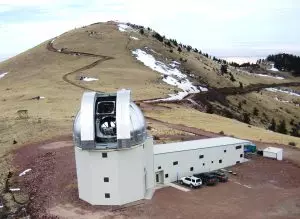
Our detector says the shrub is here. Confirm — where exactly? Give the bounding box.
[187,45,192,52]
[220,64,228,74]
[153,135,160,140]
[277,120,287,134]
[239,81,243,88]
[269,118,276,131]
[289,142,296,146]
[139,28,144,35]
[243,113,251,124]
[253,107,259,116]
[165,41,172,47]
[238,102,242,109]
[169,49,173,53]
[177,47,182,52]
[206,105,214,114]
[219,131,225,135]
[152,32,164,42]
[230,73,236,82]
[290,127,300,137]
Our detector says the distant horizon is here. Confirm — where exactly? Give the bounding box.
[1,0,300,63]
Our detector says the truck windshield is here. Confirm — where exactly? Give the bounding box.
[196,179,200,182]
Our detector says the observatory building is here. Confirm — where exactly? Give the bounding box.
[73,90,154,205]
[74,89,253,206]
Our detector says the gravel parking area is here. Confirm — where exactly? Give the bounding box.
[12,139,300,218]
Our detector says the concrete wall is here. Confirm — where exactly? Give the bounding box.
[75,138,154,205]
[143,137,155,190]
[117,145,144,205]
[154,144,245,183]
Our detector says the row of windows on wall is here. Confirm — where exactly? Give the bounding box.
[158,153,243,170]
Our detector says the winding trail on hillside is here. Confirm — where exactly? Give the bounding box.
[47,39,114,92]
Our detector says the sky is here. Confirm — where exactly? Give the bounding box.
[0,0,300,61]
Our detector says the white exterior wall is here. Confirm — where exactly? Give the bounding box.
[143,137,155,190]
[75,139,154,205]
[263,151,277,160]
[277,150,283,160]
[154,144,245,183]
[263,147,283,161]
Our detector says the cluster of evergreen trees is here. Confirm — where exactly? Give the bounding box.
[266,53,300,76]
[269,118,300,137]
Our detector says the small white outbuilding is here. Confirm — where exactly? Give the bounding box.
[263,147,283,160]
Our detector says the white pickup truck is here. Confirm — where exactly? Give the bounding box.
[179,176,202,188]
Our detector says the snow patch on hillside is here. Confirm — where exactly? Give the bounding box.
[237,69,284,80]
[118,23,136,32]
[266,88,300,97]
[0,72,8,79]
[269,63,279,72]
[19,169,32,176]
[256,74,284,80]
[80,76,98,82]
[130,36,139,40]
[132,49,207,100]
[274,97,289,103]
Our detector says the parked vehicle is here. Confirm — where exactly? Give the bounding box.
[179,176,202,188]
[193,173,218,186]
[211,170,228,182]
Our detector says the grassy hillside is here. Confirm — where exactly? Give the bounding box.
[144,104,300,146]
[0,21,299,156]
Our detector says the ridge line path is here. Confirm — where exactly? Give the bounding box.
[137,81,300,104]
[46,39,114,92]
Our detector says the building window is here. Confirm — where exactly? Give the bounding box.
[105,193,110,198]
[190,167,194,171]
[102,153,107,158]
[236,145,242,150]
[199,155,204,159]
[211,161,214,164]
[158,166,161,170]
[104,177,109,182]
[203,163,205,166]
[240,154,243,158]
[219,159,222,163]
[165,174,169,178]
[173,161,178,166]
[236,161,240,164]
[224,150,227,153]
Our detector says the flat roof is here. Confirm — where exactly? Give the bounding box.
[263,147,283,153]
[154,137,252,155]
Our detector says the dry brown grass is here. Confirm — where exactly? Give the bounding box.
[0,21,299,156]
[144,104,300,147]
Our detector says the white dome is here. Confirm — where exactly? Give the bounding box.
[73,91,147,149]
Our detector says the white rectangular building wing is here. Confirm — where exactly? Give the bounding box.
[263,147,283,160]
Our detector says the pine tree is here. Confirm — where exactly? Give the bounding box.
[243,113,250,124]
[269,118,276,131]
[238,102,242,109]
[253,107,259,116]
[221,65,227,74]
[277,120,287,134]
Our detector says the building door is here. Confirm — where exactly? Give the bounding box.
[155,171,163,184]
[156,173,159,183]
